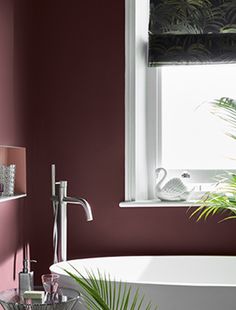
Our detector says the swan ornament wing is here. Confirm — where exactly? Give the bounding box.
[162,178,187,195]
[156,178,189,201]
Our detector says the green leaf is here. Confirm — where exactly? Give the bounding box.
[190,172,236,222]
[63,266,158,310]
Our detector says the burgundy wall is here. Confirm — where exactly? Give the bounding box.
[0,0,26,290]
[20,0,236,283]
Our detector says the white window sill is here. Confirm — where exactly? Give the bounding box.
[119,199,201,208]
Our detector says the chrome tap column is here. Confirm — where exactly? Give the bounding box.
[51,164,93,263]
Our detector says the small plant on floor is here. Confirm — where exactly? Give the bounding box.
[190,97,236,222]
[65,266,158,310]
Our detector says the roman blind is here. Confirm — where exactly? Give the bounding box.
[148,0,236,66]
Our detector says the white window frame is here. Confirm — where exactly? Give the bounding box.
[123,0,157,205]
[121,0,236,207]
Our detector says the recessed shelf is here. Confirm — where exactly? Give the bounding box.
[119,200,200,208]
[0,145,26,201]
[0,194,27,203]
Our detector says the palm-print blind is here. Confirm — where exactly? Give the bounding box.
[149,0,236,65]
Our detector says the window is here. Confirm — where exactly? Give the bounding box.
[121,0,236,207]
[160,64,236,176]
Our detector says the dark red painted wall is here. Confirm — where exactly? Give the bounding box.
[0,0,26,290]
[21,0,236,283]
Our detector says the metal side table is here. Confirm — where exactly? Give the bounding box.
[0,287,81,310]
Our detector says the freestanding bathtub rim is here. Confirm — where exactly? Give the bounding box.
[50,255,236,288]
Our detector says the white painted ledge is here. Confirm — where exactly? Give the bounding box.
[0,194,27,203]
[119,199,200,208]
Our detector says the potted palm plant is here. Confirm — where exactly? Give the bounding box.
[191,97,236,221]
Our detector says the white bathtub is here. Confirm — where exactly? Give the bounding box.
[50,256,236,310]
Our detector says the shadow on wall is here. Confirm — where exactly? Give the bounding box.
[0,198,26,290]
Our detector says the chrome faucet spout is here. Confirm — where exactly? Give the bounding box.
[63,196,93,221]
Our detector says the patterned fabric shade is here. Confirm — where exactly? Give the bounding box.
[148,0,236,66]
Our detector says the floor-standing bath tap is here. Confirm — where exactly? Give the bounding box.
[51,164,93,263]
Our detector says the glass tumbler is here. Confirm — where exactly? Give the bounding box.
[0,165,16,196]
[41,274,59,303]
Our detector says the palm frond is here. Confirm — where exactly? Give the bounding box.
[190,172,236,222]
[211,97,236,140]
[220,25,236,33]
[188,96,236,222]
[64,266,158,310]
[211,98,234,120]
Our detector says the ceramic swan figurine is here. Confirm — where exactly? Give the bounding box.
[155,168,190,201]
